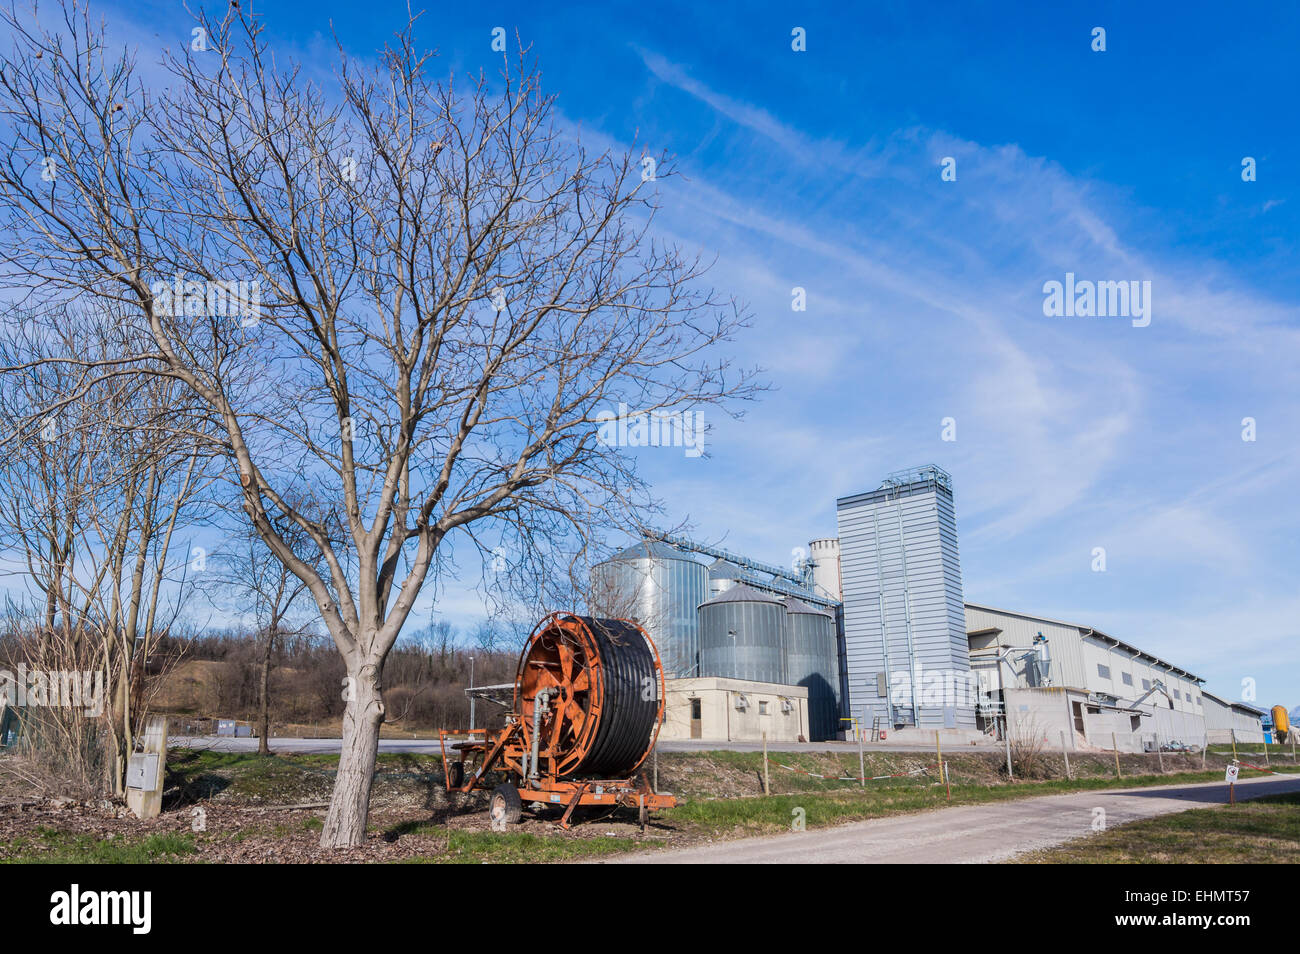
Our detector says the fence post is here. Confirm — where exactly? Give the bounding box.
[1004,718,1014,780]
[1112,732,1121,778]
[1060,730,1071,780]
[1156,735,1164,774]
[762,732,770,795]
[1201,733,1208,770]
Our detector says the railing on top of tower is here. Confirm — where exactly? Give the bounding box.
[879,464,953,495]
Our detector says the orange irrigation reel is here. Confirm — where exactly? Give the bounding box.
[440,613,675,829]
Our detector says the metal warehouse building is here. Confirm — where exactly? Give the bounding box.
[1201,691,1266,744]
[966,604,1209,752]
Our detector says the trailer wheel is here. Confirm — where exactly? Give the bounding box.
[447,761,464,789]
[489,784,522,829]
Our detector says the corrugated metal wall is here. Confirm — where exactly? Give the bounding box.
[837,474,975,729]
[698,590,786,685]
[590,548,707,678]
[966,604,1209,736]
[784,601,840,740]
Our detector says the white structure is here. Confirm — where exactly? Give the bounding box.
[1201,691,1265,744]
[661,677,809,742]
[966,604,1208,752]
[807,537,842,602]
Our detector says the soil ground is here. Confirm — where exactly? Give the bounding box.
[1,747,1294,863]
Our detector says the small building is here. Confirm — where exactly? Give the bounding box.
[1201,691,1265,744]
[661,677,809,743]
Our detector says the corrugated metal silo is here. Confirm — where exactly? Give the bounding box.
[707,558,743,599]
[784,597,840,741]
[698,584,786,685]
[589,540,707,678]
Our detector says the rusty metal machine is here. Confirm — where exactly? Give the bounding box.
[440,612,675,829]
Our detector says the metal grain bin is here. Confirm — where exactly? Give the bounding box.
[784,597,841,741]
[698,584,786,685]
[589,540,707,678]
[707,559,743,599]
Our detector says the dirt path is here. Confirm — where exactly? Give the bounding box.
[609,774,1300,864]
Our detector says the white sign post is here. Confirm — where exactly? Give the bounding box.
[1225,762,1239,804]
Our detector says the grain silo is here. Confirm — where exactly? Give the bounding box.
[698,584,786,685]
[807,538,842,601]
[836,464,974,731]
[588,540,707,678]
[707,559,743,598]
[783,597,840,741]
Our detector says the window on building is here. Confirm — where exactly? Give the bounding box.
[690,699,701,720]
[759,701,768,715]
[1097,664,1111,680]
[1121,672,1133,686]
[1142,679,1151,690]
[1173,690,1181,700]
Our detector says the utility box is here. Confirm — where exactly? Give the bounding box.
[125,716,167,821]
[126,753,159,791]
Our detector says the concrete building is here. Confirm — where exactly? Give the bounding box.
[966,604,1208,752]
[1201,691,1266,744]
[660,677,810,742]
[837,465,975,732]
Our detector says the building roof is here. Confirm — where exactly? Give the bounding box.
[700,583,783,606]
[964,602,1204,683]
[611,539,700,563]
[782,596,833,617]
[708,558,744,580]
[1199,690,1266,717]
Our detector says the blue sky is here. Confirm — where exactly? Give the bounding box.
[70,1,1300,707]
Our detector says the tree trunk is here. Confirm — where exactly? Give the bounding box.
[257,632,273,756]
[320,659,384,848]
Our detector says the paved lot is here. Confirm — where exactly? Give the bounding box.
[611,774,1300,864]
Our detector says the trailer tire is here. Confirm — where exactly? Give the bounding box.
[447,762,464,789]
[489,784,522,829]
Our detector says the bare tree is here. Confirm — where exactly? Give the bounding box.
[0,4,757,846]
[210,519,317,755]
[0,304,212,793]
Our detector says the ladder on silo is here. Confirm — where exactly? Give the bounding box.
[870,715,883,742]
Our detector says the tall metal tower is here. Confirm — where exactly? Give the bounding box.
[836,465,974,731]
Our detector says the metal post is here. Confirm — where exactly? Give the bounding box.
[762,732,770,795]
[1156,736,1164,774]
[653,742,659,793]
[1264,736,1270,765]
[1201,733,1208,770]
[935,730,942,779]
[1060,730,1071,780]
[1231,729,1237,763]
[857,720,865,787]
[468,656,476,731]
[1004,717,1013,780]
[1112,732,1121,778]
[944,761,951,800]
